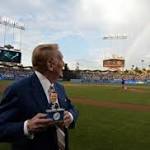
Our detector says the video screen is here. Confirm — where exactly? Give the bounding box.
[0,49,21,63]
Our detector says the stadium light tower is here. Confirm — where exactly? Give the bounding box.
[0,16,25,50]
[141,59,144,69]
[75,62,80,71]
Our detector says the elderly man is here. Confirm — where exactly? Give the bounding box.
[0,44,79,150]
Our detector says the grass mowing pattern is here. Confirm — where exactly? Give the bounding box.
[70,104,150,150]
[65,84,150,105]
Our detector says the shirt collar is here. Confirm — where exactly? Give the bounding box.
[35,71,53,93]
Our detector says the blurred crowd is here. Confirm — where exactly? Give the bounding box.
[0,66,150,82]
[79,70,150,82]
[0,67,33,80]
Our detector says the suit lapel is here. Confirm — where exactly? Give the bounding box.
[31,73,49,112]
[54,83,65,108]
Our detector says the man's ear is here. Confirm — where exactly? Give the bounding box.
[47,60,54,71]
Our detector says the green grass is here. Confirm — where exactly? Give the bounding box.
[65,84,150,105]
[66,83,150,149]
[0,143,11,150]
[0,80,13,86]
[0,80,13,95]
[70,104,150,150]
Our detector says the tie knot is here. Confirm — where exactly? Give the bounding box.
[48,85,55,93]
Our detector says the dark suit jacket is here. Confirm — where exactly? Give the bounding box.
[0,73,79,150]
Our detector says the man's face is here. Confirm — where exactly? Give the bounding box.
[52,50,64,78]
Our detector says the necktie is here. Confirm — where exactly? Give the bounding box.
[48,86,65,150]
[56,126,65,150]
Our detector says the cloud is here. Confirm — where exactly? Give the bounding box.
[0,0,150,70]
[65,48,103,70]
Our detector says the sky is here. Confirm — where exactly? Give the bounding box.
[0,0,150,70]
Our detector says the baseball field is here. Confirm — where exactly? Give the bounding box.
[0,81,150,150]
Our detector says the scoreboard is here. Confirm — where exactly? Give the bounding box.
[103,58,125,68]
[0,48,21,63]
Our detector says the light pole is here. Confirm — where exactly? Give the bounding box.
[141,59,144,70]
[148,64,150,70]
[0,16,25,50]
[132,65,134,70]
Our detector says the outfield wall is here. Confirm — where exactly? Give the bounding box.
[70,79,150,85]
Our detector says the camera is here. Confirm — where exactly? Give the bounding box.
[46,108,64,122]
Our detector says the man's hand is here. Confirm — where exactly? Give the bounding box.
[27,113,54,134]
[63,111,73,128]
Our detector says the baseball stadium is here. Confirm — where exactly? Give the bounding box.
[0,45,150,150]
[0,15,150,150]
